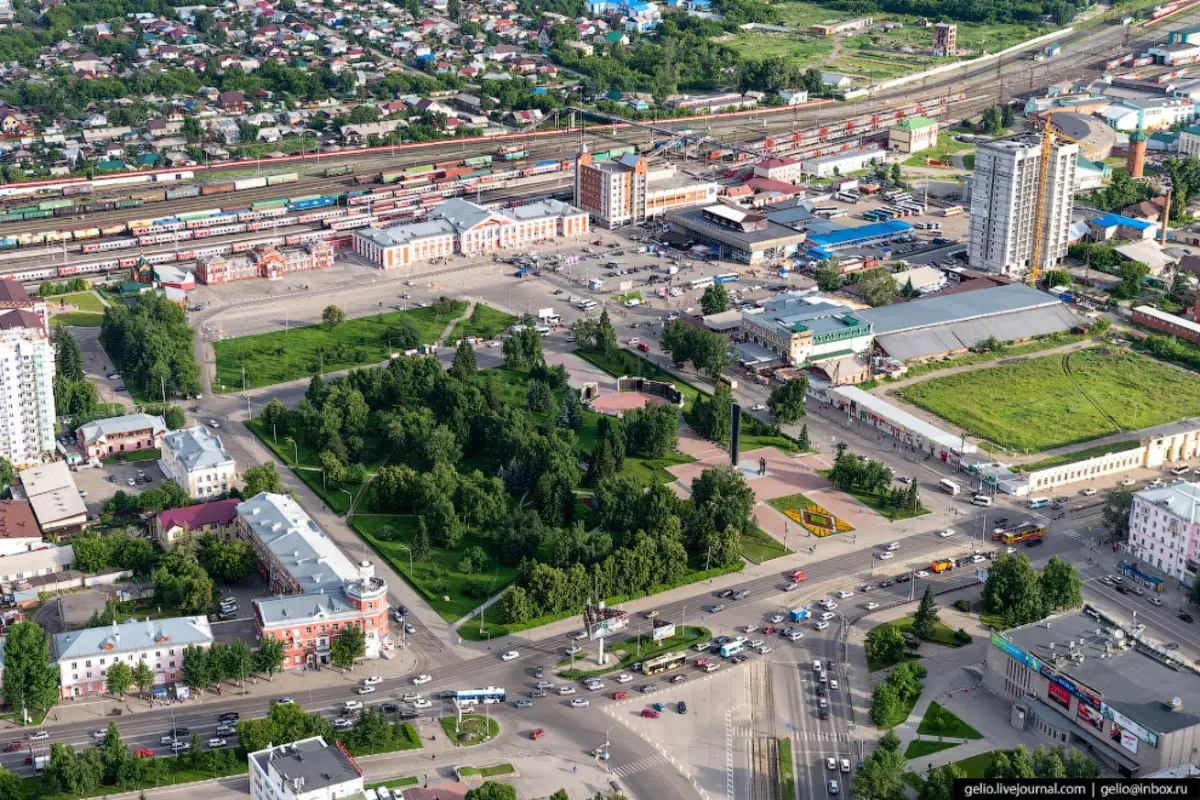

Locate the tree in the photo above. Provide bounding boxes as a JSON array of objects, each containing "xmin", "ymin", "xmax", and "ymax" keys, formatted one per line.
[
  {"xmin": 1040, "ymin": 556, "xmax": 1083, "ymax": 611},
  {"xmin": 243, "ymin": 462, "xmax": 285, "ymax": 496},
  {"xmin": 920, "ymin": 763, "xmax": 966, "ymax": 800},
  {"xmin": 855, "ymin": 269, "xmax": 898, "ymax": 307},
  {"xmin": 322, "ymin": 305, "xmax": 346, "ymax": 330},
  {"xmin": 330, "ymin": 623, "xmax": 366, "ymax": 669},
  {"xmin": 1103, "ymin": 486, "xmax": 1134, "ymax": 542},
  {"xmin": 1063, "ymin": 749, "xmax": 1099, "ymax": 778},
  {"xmin": 163, "ymin": 405, "xmax": 187, "ymax": 430},
  {"xmin": 465, "ymin": 782, "xmax": 518, "ymax": 800},
  {"xmin": 255, "ymin": 636, "xmax": 285, "ymax": 679},
  {"xmin": 913, "ymin": 585, "xmax": 939, "ymax": 640},
  {"xmin": 412, "ymin": 517, "xmax": 431, "ymax": 563},
  {"xmin": 700, "ymin": 283, "xmax": 729, "ymax": 315},
  {"xmin": 864, "ymin": 623, "xmax": 905, "ymax": 669},
  {"xmin": 0, "ymin": 456, "xmax": 14, "ymax": 495},
  {"xmin": 2, "ymin": 621, "xmax": 60, "ymax": 716},
  {"xmin": 815, "ymin": 259, "xmax": 842, "ymax": 291},
  {"xmin": 229, "ymin": 639, "xmax": 253, "ymax": 684},
  {"xmin": 0, "ymin": 767, "xmax": 20, "ymax": 800},
  {"xmin": 797, "ymin": 424, "xmax": 811, "ymax": 451},
  {"xmin": 982, "ymin": 105, "xmax": 1004, "ymax": 135},
  {"xmin": 690, "ymin": 465, "xmax": 756, "ymax": 537},
  {"xmin": 852, "ymin": 738, "xmax": 907, "ymax": 800},
  {"xmin": 450, "ymin": 339, "xmax": 477, "ymax": 379},
  {"xmin": 983, "ymin": 553, "xmax": 1046, "ymax": 629},
  {"xmin": 870, "ymin": 682, "xmax": 900, "ymax": 727},
  {"xmin": 181, "ymin": 646, "xmax": 210, "ymax": 690},
  {"xmin": 105, "ymin": 660, "xmax": 131, "ymax": 699},
  {"xmin": 1190, "ymin": 572, "xmax": 1200, "ymax": 607},
  {"xmin": 1042, "ymin": 269, "xmax": 1072, "ymax": 289},
  {"xmin": 132, "ymin": 660, "xmax": 154, "ymax": 698},
  {"xmin": 199, "ymin": 536, "xmax": 256, "ymax": 584},
  {"xmin": 767, "ymin": 376, "xmax": 807, "ymax": 423}
]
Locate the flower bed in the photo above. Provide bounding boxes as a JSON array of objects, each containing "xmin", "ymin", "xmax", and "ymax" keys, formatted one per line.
[{"xmin": 782, "ymin": 503, "xmax": 854, "ymax": 537}]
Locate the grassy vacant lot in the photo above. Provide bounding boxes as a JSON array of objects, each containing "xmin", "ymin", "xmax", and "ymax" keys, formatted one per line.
[
  {"xmin": 917, "ymin": 701, "xmax": 983, "ymax": 739},
  {"xmin": 903, "ymin": 132, "xmax": 974, "ymax": 167},
  {"xmin": 458, "ymin": 764, "xmax": 516, "ymax": 778},
  {"xmin": 349, "ymin": 514, "xmax": 518, "ymax": 623},
  {"xmin": 897, "ymin": 349, "xmax": 1200, "ymax": 452},
  {"xmin": 50, "ymin": 311, "xmax": 103, "ymax": 327},
  {"xmin": 816, "ymin": 470, "xmax": 929, "ymax": 522},
  {"xmin": 449, "ymin": 304, "xmax": 516, "ymax": 342},
  {"xmin": 101, "ymin": 448, "xmax": 160, "ymax": 465},
  {"xmin": 441, "ymin": 714, "xmax": 499, "ymax": 746},
  {"xmin": 779, "ymin": 738, "xmax": 796, "ymax": 799},
  {"xmin": 953, "ymin": 752, "xmax": 997, "ymax": 778},
  {"xmin": 883, "ymin": 614, "xmax": 968, "ymax": 649},
  {"xmin": 213, "ymin": 301, "xmax": 466, "ymax": 390},
  {"xmin": 50, "ymin": 291, "xmax": 106, "ymax": 313},
  {"xmin": 367, "ymin": 777, "xmax": 419, "ymax": 791},
  {"xmin": 558, "ymin": 626, "xmax": 710, "ymax": 679},
  {"xmin": 904, "ymin": 740, "xmax": 960, "ymax": 759}
]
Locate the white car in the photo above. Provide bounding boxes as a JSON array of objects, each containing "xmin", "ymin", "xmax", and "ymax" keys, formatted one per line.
[
  {"xmin": 569, "ymin": 698, "xmax": 590, "ymax": 708},
  {"xmin": 565, "ymin": 645, "xmax": 583, "ymax": 655},
  {"xmin": 412, "ymin": 674, "xmax": 432, "ymax": 685},
  {"xmin": 817, "ymin": 598, "xmax": 834, "ymax": 609},
  {"xmin": 938, "ymin": 529, "xmax": 955, "ymax": 538},
  {"xmin": 333, "ymin": 718, "xmax": 353, "ymax": 730},
  {"xmin": 819, "ymin": 611, "xmax": 835, "ymax": 622},
  {"xmin": 412, "ymin": 699, "xmax": 432, "ymax": 709},
  {"xmin": 501, "ymin": 650, "xmax": 520, "ymax": 662},
  {"xmin": 627, "ymin": 338, "xmax": 640, "ymax": 345},
  {"xmin": 782, "ymin": 581, "xmax": 800, "ymax": 592},
  {"xmin": 559, "ymin": 686, "xmax": 577, "ymax": 696},
  {"xmin": 91, "ymin": 730, "xmax": 106, "ymax": 740},
  {"xmin": 208, "ymin": 738, "xmax": 228, "ymax": 749},
  {"xmin": 585, "ymin": 681, "xmax": 606, "ymax": 691},
  {"xmin": 362, "ymin": 675, "xmax": 382, "ymax": 686},
  {"xmin": 743, "ymin": 625, "xmax": 759, "ymax": 634},
  {"xmin": 830, "ymin": 679, "xmax": 839, "ymax": 691},
  {"xmin": 208, "ymin": 420, "xmax": 220, "ymax": 429},
  {"xmin": 1120, "ymin": 478, "xmax": 1137, "ymax": 487},
  {"xmin": 615, "ymin": 673, "xmax": 633, "ymax": 684},
  {"xmin": 344, "ymin": 700, "xmax": 363, "ymax": 711},
  {"xmin": 915, "ymin": 570, "xmax": 930, "ymax": 578},
  {"xmin": 826, "ymin": 757, "xmax": 837, "ymax": 770},
  {"xmin": 814, "ymin": 621, "xmax": 829, "ymax": 631},
  {"xmin": 823, "ymin": 601, "xmax": 838, "ymax": 611},
  {"xmin": 836, "ymin": 590, "xmax": 854, "ymax": 599},
  {"xmin": 877, "ymin": 551, "xmax": 894, "ymax": 560},
  {"xmin": 572, "ymin": 631, "xmax": 588, "ymax": 640},
  {"xmin": 770, "ymin": 614, "xmax": 786, "ymax": 624},
  {"xmin": 1005, "ymin": 546, "xmax": 1017, "ymax": 554},
  {"xmin": 1081, "ymin": 488, "xmax": 1098, "ymax": 496},
  {"xmin": 751, "ymin": 404, "xmax": 765, "ymax": 411},
  {"xmin": 865, "ymin": 602, "xmax": 879, "ymax": 610},
  {"xmin": 357, "ymin": 685, "xmax": 377, "ymax": 695}
]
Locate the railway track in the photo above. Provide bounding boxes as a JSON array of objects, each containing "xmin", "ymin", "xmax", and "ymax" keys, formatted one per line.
[{"xmin": 749, "ymin": 660, "xmax": 782, "ymax": 800}]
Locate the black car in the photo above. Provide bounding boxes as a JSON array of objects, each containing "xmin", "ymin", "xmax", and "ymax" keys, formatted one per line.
[
  {"xmin": 1025, "ymin": 538, "xmax": 1044, "ymax": 547},
  {"xmin": 718, "ymin": 589, "xmax": 734, "ymax": 599},
  {"xmin": 1181, "ymin": 613, "xmax": 1195, "ymax": 624},
  {"xmin": 217, "ymin": 712, "xmax": 239, "ymax": 723},
  {"xmin": 878, "ymin": 580, "xmax": 894, "ymax": 589},
  {"xmin": 172, "ymin": 727, "xmax": 190, "ymax": 737},
  {"xmin": 994, "ymin": 517, "xmax": 1008, "ymax": 527},
  {"xmin": 398, "ymin": 710, "xmax": 419, "ymax": 720},
  {"xmin": 819, "ymin": 708, "xmax": 830, "ymax": 720},
  {"xmin": 380, "ymin": 703, "xmax": 399, "ymax": 713},
  {"xmin": 678, "ymin": 701, "xmax": 687, "ymax": 714},
  {"xmin": 895, "ymin": 573, "xmax": 911, "ymax": 584},
  {"xmin": 816, "ymin": 685, "xmax": 825, "ymax": 697},
  {"xmin": 826, "ymin": 659, "xmax": 834, "ymax": 671}
]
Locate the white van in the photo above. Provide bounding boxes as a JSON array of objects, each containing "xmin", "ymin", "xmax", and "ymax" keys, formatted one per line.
[
  {"xmin": 885, "ymin": 541, "xmax": 900, "ymax": 551},
  {"xmin": 971, "ymin": 494, "xmax": 993, "ymax": 507}
]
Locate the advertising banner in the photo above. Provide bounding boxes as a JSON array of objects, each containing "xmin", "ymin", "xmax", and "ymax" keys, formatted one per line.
[
  {"xmin": 1106, "ymin": 707, "xmax": 1159, "ymax": 747},
  {"xmin": 991, "ymin": 633, "xmax": 1042, "ymax": 672},
  {"xmin": 652, "ymin": 623, "xmax": 676, "ymax": 641},
  {"xmin": 1048, "ymin": 681, "xmax": 1072, "ymax": 710},
  {"xmin": 1040, "ymin": 663, "xmax": 1102, "ymax": 711},
  {"xmin": 1078, "ymin": 703, "xmax": 1104, "ymax": 730},
  {"xmin": 1120, "ymin": 730, "xmax": 1139, "ymax": 755}
]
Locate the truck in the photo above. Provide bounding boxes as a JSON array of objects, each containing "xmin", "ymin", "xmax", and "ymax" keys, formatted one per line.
[
  {"xmin": 514, "ymin": 269, "xmax": 532, "ymax": 280},
  {"xmin": 930, "ymin": 559, "xmax": 954, "ymax": 574},
  {"xmin": 31, "ymin": 755, "xmax": 49, "ymax": 772},
  {"xmin": 789, "ymin": 606, "xmax": 811, "ymax": 623}
]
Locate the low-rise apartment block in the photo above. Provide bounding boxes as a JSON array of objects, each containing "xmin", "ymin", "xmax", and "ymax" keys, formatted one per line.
[
  {"xmin": 52, "ymin": 616, "xmax": 213, "ymax": 698},
  {"xmin": 153, "ymin": 499, "xmax": 241, "ymax": 549},
  {"xmin": 77, "ymin": 414, "xmax": 166, "ymax": 460},
  {"xmin": 159, "ymin": 426, "xmax": 236, "ymax": 499},
  {"xmin": 249, "ymin": 736, "xmax": 364, "ymax": 800}
]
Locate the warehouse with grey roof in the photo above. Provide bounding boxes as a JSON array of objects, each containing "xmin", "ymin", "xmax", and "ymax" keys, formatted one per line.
[{"xmin": 856, "ymin": 284, "xmax": 1080, "ymax": 362}]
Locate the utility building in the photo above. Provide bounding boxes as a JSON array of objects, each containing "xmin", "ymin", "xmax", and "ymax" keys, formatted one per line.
[{"xmin": 967, "ymin": 135, "xmax": 1078, "ymax": 278}]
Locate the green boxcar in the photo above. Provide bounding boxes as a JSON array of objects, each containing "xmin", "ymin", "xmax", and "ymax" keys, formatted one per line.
[
  {"xmin": 324, "ymin": 166, "xmax": 353, "ymax": 177},
  {"xmin": 252, "ymin": 198, "xmax": 288, "ymax": 209},
  {"xmin": 288, "ymin": 194, "xmax": 321, "ymax": 203},
  {"xmin": 266, "ymin": 172, "xmax": 299, "ymax": 186},
  {"xmin": 9, "ymin": 206, "xmax": 37, "ymax": 215},
  {"xmin": 114, "ymin": 199, "xmax": 145, "ymax": 209},
  {"xmin": 463, "ymin": 155, "xmax": 493, "ymax": 168},
  {"xmin": 379, "ymin": 172, "xmax": 404, "ymax": 184},
  {"xmin": 22, "ymin": 210, "xmax": 52, "ymax": 219},
  {"xmin": 403, "ymin": 164, "xmax": 435, "ymax": 176},
  {"xmin": 38, "ymin": 199, "xmax": 72, "ymax": 211}
]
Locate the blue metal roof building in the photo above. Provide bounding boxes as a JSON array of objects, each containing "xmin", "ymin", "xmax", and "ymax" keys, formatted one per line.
[
  {"xmin": 805, "ymin": 219, "xmax": 915, "ymax": 252},
  {"xmin": 1089, "ymin": 213, "xmax": 1153, "ymax": 231}
]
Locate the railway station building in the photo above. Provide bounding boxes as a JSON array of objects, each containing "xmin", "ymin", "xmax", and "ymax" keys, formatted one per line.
[
  {"xmin": 194, "ymin": 241, "xmax": 333, "ymax": 285},
  {"xmin": 353, "ymin": 197, "xmax": 589, "ymax": 270}
]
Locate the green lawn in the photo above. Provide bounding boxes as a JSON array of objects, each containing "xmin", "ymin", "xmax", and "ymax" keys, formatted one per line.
[
  {"xmin": 740, "ymin": 527, "xmax": 791, "ymax": 562},
  {"xmin": 1017, "ymin": 439, "xmax": 1142, "ymax": 473},
  {"xmin": 101, "ymin": 448, "xmax": 161, "ymax": 465},
  {"xmin": 903, "ymin": 132, "xmax": 975, "ymax": 168},
  {"xmin": 876, "ymin": 684, "xmax": 923, "ymax": 728},
  {"xmin": 883, "ymin": 615, "xmax": 968, "ymax": 649},
  {"xmin": 779, "ymin": 738, "xmax": 796, "ymax": 800},
  {"xmin": 349, "ymin": 514, "xmax": 518, "ymax": 623},
  {"xmin": 953, "ymin": 752, "xmax": 998, "ymax": 779},
  {"xmin": 888, "ymin": 332, "xmax": 1091, "ymax": 383},
  {"xmin": 367, "ymin": 777, "xmax": 419, "ymax": 791},
  {"xmin": 449, "ymin": 304, "xmax": 517, "ymax": 342},
  {"xmin": 897, "ymin": 349, "xmax": 1200, "ymax": 453},
  {"xmin": 212, "ymin": 301, "xmax": 466, "ymax": 391},
  {"xmin": 916, "ymin": 701, "xmax": 983, "ymax": 740},
  {"xmin": 50, "ymin": 312, "xmax": 104, "ymax": 327},
  {"xmin": 557, "ymin": 625, "xmax": 710, "ymax": 679},
  {"xmin": 817, "ymin": 471, "xmax": 930, "ymax": 521},
  {"xmin": 441, "ymin": 714, "xmax": 499, "ymax": 746},
  {"xmin": 458, "ymin": 764, "xmax": 517, "ymax": 778},
  {"xmin": 246, "ymin": 419, "xmax": 366, "ymax": 513},
  {"xmin": 50, "ymin": 291, "xmax": 106, "ymax": 313},
  {"xmin": 766, "ymin": 492, "xmax": 818, "ymax": 516},
  {"xmin": 904, "ymin": 740, "xmax": 961, "ymax": 759},
  {"xmin": 902, "ymin": 772, "xmax": 927, "ymax": 791},
  {"xmin": 867, "ymin": 649, "xmax": 920, "ymax": 673}
]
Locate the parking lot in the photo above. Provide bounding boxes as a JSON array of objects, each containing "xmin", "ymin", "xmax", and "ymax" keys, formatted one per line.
[{"xmin": 73, "ymin": 459, "xmax": 166, "ymax": 514}]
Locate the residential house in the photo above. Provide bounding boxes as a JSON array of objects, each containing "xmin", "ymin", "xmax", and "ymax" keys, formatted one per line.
[
  {"xmin": 77, "ymin": 414, "xmax": 166, "ymax": 459},
  {"xmin": 159, "ymin": 426, "xmax": 237, "ymax": 500},
  {"xmin": 153, "ymin": 499, "xmax": 241, "ymax": 549}
]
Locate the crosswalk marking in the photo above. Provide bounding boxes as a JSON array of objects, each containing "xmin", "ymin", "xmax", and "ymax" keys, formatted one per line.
[
  {"xmin": 613, "ymin": 754, "xmax": 669, "ymax": 778},
  {"xmin": 728, "ymin": 727, "xmax": 852, "ymax": 743}
]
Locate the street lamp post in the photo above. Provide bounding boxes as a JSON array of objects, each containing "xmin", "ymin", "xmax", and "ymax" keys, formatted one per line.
[
  {"xmin": 339, "ymin": 488, "xmax": 353, "ymax": 516},
  {"xmin": 284, "ymin": 436, "xmax": 298, "ymax": 465}
]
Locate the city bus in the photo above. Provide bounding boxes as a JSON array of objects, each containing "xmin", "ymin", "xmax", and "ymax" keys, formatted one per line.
[
  {"xmin": 641, "ymin": 652, "xmax": 688, "ymax": 675},
  {"xmin": 993, "ymin": 524, "xmax": 1046, "ymax": 545},
  {"xmin": 719, "ymin": 641, "xmax": 744, "ymax": 658},
  {"xmin": 689, "ymin": 276, "xmax": 715, "ymax": 290},
  {"xmin": 939, "ymin": 479, "xmax": 960, "ymax": 496},
  {"xmin": 1028, "ymin": 497, "xmax": 1050, "ymax": 509},
  {"xmin": 455, "ymin": 687, "xmax": 506, "ymax": 707}
]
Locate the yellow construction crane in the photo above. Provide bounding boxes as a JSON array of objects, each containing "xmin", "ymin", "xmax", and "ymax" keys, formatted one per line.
[{"xmin": 1030, "ymin": 111, "xmax": 1087, "ymax": 284}]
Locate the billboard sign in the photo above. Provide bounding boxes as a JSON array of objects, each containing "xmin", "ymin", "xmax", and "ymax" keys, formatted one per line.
[
  {"xmin": 1047, "ymin": 681, "xmax": 1071, "ymax": 710},
  {"xmin": 1039, "ymin": 663, "xmax": 1102, "ymax": 711},
  {"xmin": 1077, "ymin": 703, "xmax": 1104, "ymax": 730},
  {"xmin": 1105, "ymin": 707, "xmax": 1159, "ymax": 747},
  {"xmin": 991, "ymin": 633, "xmax": 1042, "ymax": 673},
  {"xmin": 652, "ymin": 623, "xmax": 676, "ymax": 641},
  {"xmin": 537, "ymin": 307, "xmax": 554, "ymax": 319}
]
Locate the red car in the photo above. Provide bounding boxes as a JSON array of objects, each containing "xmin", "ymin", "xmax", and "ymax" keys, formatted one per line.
[
  {"xmin": 764, "ymin": 626, "xmax": 778, "ymax": 635},
  {"xmin": 613, "ymin": 691, "xmax": 629, "ymax": 700},
  {"xmin": 788, "ymin": 569, "xmax": 807, "ymax": 582},
  {"xmin": 5, "ymin": 742, "xmax": 20, "ymax": 752},
  {"xmin": 134, "ymin": 749, "xmax": 154, "ymax": 758},
  {"xmin": 640, "ymin": 709, "xmax": 660, "ymax": 719},
  {"xmin": 695, "ymin": 657, "xmax": 712, "ymax": 667}
]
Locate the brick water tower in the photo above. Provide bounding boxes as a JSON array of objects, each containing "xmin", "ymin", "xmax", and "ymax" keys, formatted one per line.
[{"xmin": 1128, "ymin": 129, "xmax": 1148, "ymax": 178}]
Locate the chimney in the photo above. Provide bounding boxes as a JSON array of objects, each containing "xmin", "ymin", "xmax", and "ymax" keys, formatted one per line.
[
  {"xmin": 1128, "ymin": 129, "xmax": 1147, "ymax": 178},
  {"xmin": 1162, "ymin": 186, "xmax": 1172, "ymax": 247}
]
